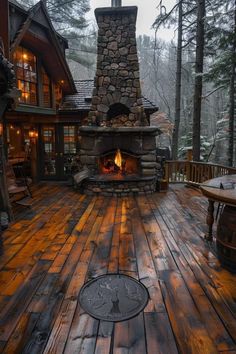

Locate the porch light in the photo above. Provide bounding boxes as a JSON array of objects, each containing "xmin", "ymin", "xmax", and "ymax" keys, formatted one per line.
[{"xmin": 29, "ymin": 129, "xmax": 38, "ymax": 139}]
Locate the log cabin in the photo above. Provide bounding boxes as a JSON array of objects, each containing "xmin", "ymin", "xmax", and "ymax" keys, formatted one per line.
[{"xmin": 0, "ymin": 0, "xmax": 78, "ymax": 182}]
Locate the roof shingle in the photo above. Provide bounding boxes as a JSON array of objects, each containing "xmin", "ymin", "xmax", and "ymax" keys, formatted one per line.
[{"xmin": 60, "ymin": 80, "xmax": 158, "ymax": 112}]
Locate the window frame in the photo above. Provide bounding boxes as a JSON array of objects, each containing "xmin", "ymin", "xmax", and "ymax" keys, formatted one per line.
[
  {"xmin": 14, "ymin": 46, "xmax": 59, "ymax": 109},
  {"xmin": 14, "ymin": 46, "xmax": 38, "ymax": 106},
  {"xmin": 41, "ymin": 66, "xmax": 52, "ymax": 108}
]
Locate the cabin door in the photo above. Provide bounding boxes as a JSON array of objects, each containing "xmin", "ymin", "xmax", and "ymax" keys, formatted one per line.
[{"xmin": 39, "ymin": 124, "xmax": 78, "ymax": 180}]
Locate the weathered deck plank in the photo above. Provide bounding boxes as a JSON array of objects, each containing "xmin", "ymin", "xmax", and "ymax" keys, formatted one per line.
[{"xmin": 0, "ymin": 183, "xmax": 235, "ymax": 353}]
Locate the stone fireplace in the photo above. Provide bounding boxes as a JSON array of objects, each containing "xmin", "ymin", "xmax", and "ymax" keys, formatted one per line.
[{"xmin": 79, "ymin": 1, "xmax": 160, "ymax": 196}]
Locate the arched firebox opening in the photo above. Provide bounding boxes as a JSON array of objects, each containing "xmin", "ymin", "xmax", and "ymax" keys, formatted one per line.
[
  {"xmin": 107, "ymin": 103, "xmax": 130, "ymax": 120},
  {"xmin": 99, "ymin": 149, "xmax": 140, "ymax": 176}
]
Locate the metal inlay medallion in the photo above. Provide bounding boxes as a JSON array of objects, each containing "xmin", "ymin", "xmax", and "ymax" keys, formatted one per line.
[{"xmin": 79, "ymin": 274, "xmax": 149, "ymax": 322}]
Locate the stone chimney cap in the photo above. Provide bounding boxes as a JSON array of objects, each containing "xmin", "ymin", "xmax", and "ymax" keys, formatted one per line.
[
  {"xmin": 112, "ymin": 0, "xmax": 122, "ymax": 6},
  {"xmin": 95, "ymin": 6, "xmax": 137, "ymax": 22}
]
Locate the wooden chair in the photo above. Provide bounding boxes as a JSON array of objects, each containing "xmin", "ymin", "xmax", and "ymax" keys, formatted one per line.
[
  {"xmin": 6, "ymin": 162, "xmax": 32, "ymax": 206},
  {"xmin": 11, "ymin": 163, "xmax": 32, "ymax": 197}
]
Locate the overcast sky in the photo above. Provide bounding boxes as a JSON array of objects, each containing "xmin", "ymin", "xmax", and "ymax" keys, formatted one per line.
[{"xmin": 88, "ymin": 0, "xmax": 176, "ymax": 41}]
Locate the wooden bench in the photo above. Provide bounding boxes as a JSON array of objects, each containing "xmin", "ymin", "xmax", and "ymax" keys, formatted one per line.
[{"xmin": 73, "ymin": 167, "xmax": 90, "ymax": 191}]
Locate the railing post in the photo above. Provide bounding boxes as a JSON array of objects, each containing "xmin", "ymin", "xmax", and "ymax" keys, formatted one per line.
[
  {"xmin": 186, "ymin": 161, "xmax": 191, "ymax": 182},
  {"xmin": 164, "ymin": 161, "xmax": 169, "ymax": 183}
]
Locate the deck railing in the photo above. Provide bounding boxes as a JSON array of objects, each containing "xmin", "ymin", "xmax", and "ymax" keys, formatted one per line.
[{"xmin": 164, "ymin": 160, "xmax": 236, "ymax": 185}]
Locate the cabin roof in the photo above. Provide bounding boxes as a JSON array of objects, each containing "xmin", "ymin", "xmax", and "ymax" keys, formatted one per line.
[
  {"xmin": 60, "ymin": 79, "xmax": 158, "ymax": 112},
  {"xmin": 8, "ymin": 0, "xmax": 76, "ymax": 94}
]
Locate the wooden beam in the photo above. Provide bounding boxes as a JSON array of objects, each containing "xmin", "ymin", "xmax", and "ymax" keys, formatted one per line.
[
  {"xmin": 0, "ymin": 0, "xmax": 9, "ymax": 59},
  {"xmin": 0, "ymin": 98, "xmax": 13, "ymax": 221}
]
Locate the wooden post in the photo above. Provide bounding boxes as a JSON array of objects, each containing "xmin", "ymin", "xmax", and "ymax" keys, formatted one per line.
[
  {"xmin": 0, "ymin": 41, "xmax": 20, "ymax": 222},
  {"xmin": 29, "ymin": 133, "xmax": 38, "ymax": 182},
  {"xmin": 187, "ymin": 148, "xmax": 193, "ymax": 161},
  {"xmin": 186, "ymin": 161, "xmax": 191, "ymax": 182},
  {"xmin": 164, "ymin": 161, "xmax": 169, "ymax": 183},
  {"xmin": 0, "ymin": 1, "xmax": 10, "ymax": 59},
  {"xmin": 205, "ymin": 199, "xmax": 214, "ymax": 241},
  {"xmin": 0, "ymin": 101, "xmax": 13, "ymax": 221}
]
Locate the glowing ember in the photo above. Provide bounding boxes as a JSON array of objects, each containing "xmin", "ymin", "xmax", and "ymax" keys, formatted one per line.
[{"xmin": 114, "ymin": 149, "xmax": 122, "ymax": 169}]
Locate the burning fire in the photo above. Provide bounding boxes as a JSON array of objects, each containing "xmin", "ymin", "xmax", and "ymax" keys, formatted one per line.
[{"xmin": 114, "ymin": 149, "xmax": 122, "ymax": 169}]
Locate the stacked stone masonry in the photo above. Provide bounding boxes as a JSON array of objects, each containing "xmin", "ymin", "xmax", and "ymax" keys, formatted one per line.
[
  {"xmin": 83, "ymin": 179, "xmax": 157, "ymax": 196},
  {"xmin": 79, "ymin": 127, "xmax": 160, "ymax": 195},
  {"xmin": 88, "ymin": 7, "xmax": 148, "ymax": 127}
]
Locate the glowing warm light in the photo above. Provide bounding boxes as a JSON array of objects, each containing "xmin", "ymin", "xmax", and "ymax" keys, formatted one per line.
[
  {"xmin": 0, "ymin": 123, "xmax": 3, "ymax": 136},
  {"xmin": 23, "ymin": 53, "xmax": 28, "ymax": 60},
  {"xmin": 114, "ymin": 149, "xmax": 122, "ymax": 169},
  {"xmin": 18, "ymin": 81, "xmax": 24, "ymax": 90},
  {"xmin": 29, "ymin": 129, "xmax": 38, "ymax": 139},
  {"xmin": 22, "ymin": 93, "xmax": 29, "ymax": 99},
  {"xmin": 60, "ymin": 80, "xmax": 64, "ymax": 85},
  {"xmin": 16, "ymin": 130, "xmax": 20, "ymax": 135},
  {"xmin": 10, "ymin": 125, "xmax": 14, "ymax": 130},
  {"xmin": 29, "ymin": 130, "xmax": 34, "ymax": 138}
]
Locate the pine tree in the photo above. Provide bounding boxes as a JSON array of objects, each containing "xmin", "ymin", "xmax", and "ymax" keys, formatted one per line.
[
  {"xmin": 204, "ymin": 0, "xmax": 236, "ymax": 166},
  {"xmin": 16, "ymin": 0, "xmax": 92, "ymax": 68},
  {"xmin": 16, "ymin": 0, "xmax": 90, "ymax": 41}
]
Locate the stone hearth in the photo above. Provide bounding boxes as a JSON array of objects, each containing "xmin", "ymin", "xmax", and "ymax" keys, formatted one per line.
[{"xmin": 79, "ymin": 127, "xmax": 159, "ymax": 196}]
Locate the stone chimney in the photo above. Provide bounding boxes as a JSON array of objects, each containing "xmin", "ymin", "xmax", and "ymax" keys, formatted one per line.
[
  {"xmin": 0, "ymin": 0, "xmax": 9, "ymax": 59},
  {"xmin": 112, "ymin": 0, "xmax": 122, "ymax": 6},
  {"xmin": 88, "ymin": 5, "xmax": 148, "ymax": 127}
]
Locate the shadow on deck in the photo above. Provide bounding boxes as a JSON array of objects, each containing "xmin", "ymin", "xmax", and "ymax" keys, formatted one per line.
[{"xmin": 0, "ymin": 183, "xmax": 236, "ymax": 353}]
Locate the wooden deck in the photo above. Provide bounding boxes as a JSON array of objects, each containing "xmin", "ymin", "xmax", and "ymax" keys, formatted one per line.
[{"xmin": 0, "ymin": 183, "xmax": 236, "ymax": 354}]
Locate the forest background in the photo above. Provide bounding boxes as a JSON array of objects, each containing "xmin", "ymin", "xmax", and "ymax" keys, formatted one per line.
[{"xmin": 16, "ymin": 0, "xmax": 236, "ymax": 166}]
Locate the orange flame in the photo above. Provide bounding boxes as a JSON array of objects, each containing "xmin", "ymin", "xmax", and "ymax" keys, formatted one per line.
[{"xmin": 114, "ymin": 149, "xmax": 122, "ymax": 168}]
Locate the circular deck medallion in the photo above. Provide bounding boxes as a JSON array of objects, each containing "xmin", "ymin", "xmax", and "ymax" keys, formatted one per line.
[{"xmin": 79, "ymin": 274, "xmax": 149, "ymax": 322}]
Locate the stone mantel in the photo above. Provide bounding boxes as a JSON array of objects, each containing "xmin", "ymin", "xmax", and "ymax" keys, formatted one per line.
[{"xmin": 79, "ymin": 126, "xmax": 161, "ymax": 135}]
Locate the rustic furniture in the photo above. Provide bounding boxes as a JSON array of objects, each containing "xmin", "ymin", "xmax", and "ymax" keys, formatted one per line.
[{"xmin": 201, "ymin": 175, "xmax": 236, "ymax": 271}]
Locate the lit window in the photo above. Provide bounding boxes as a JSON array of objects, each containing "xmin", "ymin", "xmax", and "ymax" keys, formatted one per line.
[
  {"xmin": 42, "ymin": 67, "xmax": 52, "ymax": 108},
  {"xmin": 14, "ymin": 47, "xmax": 38, "ymax": 105},
  {"xmin": 64, "ymin": 126, "xmax": 76, "ymax": 154},
  {"xmin": 55, "ymin": 84, "xmax": 62, "ymax": 107}
]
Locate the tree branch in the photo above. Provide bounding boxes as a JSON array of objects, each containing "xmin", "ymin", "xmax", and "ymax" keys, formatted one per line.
[{"xmin": 202, "ymin": 85, "xmax": 225, "ymax": 99}]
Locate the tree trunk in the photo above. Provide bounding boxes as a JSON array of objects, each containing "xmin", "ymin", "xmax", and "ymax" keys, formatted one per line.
[
  {"xmin": 171, "ymin": 0, "xmax": 183, "ymax": 160},
  {"xmin": 228, "ymin": 0, "xmax": 236, "ymax": 167},
  {"xmin": 192, "ymin": 0, "xmax": 205, "ymax": 161}
]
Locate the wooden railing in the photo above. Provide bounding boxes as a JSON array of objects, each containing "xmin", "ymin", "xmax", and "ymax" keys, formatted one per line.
[{"xmin": 164, "ymin": 160, "xmax": 236, "ymax": 185}]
